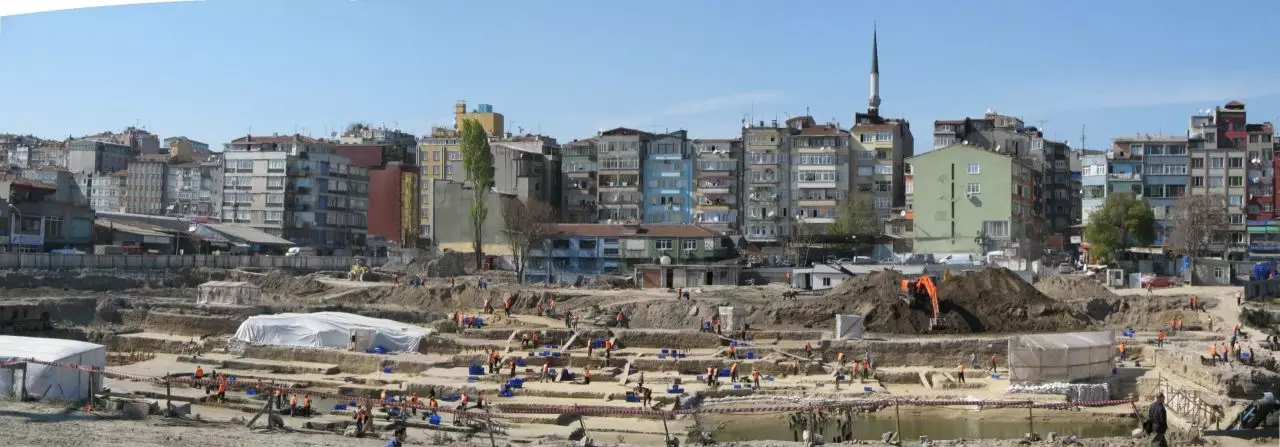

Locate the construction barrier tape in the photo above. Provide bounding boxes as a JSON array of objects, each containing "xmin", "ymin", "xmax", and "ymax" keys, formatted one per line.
[{"xmin": 0, "ymin": 358, "xmax": 1136, "ymax": 418}]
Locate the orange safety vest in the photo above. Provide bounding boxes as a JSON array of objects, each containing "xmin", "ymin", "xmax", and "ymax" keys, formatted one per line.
[
  {"xmin": 430, "ymin": 399, "xmax": 438, "ymax": 410},
  {"xmin": 1158, "ymin": 331, "xmax": 1165, "ymax": 341},
  {"xmin": 289, "ymin": 395, "xmax": 297, "ymax": 406},
  {"xmin": 1210, "ymin": 344, "xmax": 1218, "ymax": 355},
  {"xmin": 1118, "ymin": 343, "xmax": 1125, "ymax": 353},
  {"xmin": 195, "ymin": 367, "xmax": 203, "ymax": 378},
  {"xmin": 217, "ymin": 383, "xmax": 226, "ymax": 393},
  {"xmin": 958, "ymin": 364, "xmax": 965, "ymax": 373},
  {"xmin": 303, "ymin": 396, "xmax": 311, "ymax": 407},
  {"xmin": 461, "ymin": 394, "xmax": 470, "ymax": 404},
  {"xmin": 730, "ymin": 363, "xmax": 738, "ymax": 373}
]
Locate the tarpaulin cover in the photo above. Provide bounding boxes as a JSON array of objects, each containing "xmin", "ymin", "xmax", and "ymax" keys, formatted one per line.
[
  {"xmin": 835, "ymin": 314, "xmax": 864, "ymax": 340},
  {"xmin": 196, "ymin": 281, "xmax": 262, "ymax": 306},
  {"xmin": 232, "ymin": 312, "xmax": 432, "ymax": 352},
  {"xmin": 0, "ymin": 336, "xmax": 105, "ymax": 400},
  {"xmin": 1007, "ymin": 331, "xmax": 1114, "ymax": 384}
]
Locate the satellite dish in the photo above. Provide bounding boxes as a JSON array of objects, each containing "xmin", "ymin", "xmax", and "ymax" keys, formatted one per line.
[{"xmin": 899, "ymin": 210, "xmax": 907, "ymax": 217}]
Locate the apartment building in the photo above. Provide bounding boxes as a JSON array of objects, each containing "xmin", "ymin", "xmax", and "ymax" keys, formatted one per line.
[
  {"xmin": 87, "ymin": 171, "xmax": 126, "ymax": 212},
  {"xmin": 522, "ymin": 223, "xmax": 730, "ymax": 284},
  {"xmin": 933, "ymin": 111, "xmax": 1073, "ymax": 249},
  {"xmin": 118, "ymin": 127, "xmax": 161, "ymax": 153},
  {"xmin": 848, "ymin": 28, "xmax": 915, "ymax": 220},
  {"xmin": 164, "ymin": 136, "xmax": 210, "ymax": 154},
  {"xmin": 491, "ymin": 135, "xmax": 562, "ymax": 212},
  {"xmin": 223, "ymin": 134, "xmax": 369, "ymax": 253},
  {"xmin": 455, "ymin": 101, "xmax": 505, "ymax": 137},
  {"xmin": 692, "ymin": 138, "xmax": 741, "ymax": 234},
  {"xmin": 643, "ymin": 130, "xmax": 692, "ymax": 224},
  {"xmin": 166, "ymin": 154, "xmax": 224, "ymax": 218},
  {"xmin": 596, "ymin": 128, "xmax": 646, "ymax": 223},
  {"xmin": 0, "ymin": 175, "xmax": 95, "ymax": 252},
  {"xmin": 1183, "ymin": 101, "xmax": 1276, "ymax": 254},
  {"xmin": 1080, "ymin": 152, "xmax": 1109, "ymax": 224},
  {"xmin": 416, "ymin": 127, "xmax": 461, "ymax": 239},
  {"xmin": 741, "ymin": 121, "xmax": 791, "ymax": 242},
  {"xmin": 791, "ymin": 119, "xmax": 849, "ymax": 227},
  {"xmin": 123, "ymin": 154, "xmax": 170, "ymax": 215},
  {"xmin": 67, "ymin": 138, "xmax": 133, "ymax": 174},
  {"xmin": 560, "ymin": 138, "xmax": 598, "ymax": 223},
  {"xmin": 1108, "ymin": 136, "xmax": 1189, "ymax": 245},
  {"xmin": 908, "ymin": 143, "xmax": 1042, "ymax": 255}
]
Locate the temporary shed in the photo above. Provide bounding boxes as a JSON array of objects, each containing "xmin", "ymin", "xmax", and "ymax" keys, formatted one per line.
[
  {"xmin": 0, "ymin": 336, "xmax": 106, "ymax": 400},
  {"xmin": 196, "ymin": 281, "xmax": 262, "ymax": 306},
  {"xmin": 232, "ymin": 311, "xmax": 431, "ymax": 353},
  {"xmin": 1007, "ymin": 331, "xmax": 1115, "ymax": 384}
]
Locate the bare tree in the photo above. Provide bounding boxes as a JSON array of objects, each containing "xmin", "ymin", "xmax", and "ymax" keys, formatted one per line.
[
  {"xmin": 787, "ymin": 219, "xmax": 818, "ymax": 267},
  {"xmin": 501, "ymin": 197, "xmax": 558, "ymax": 283},
  {"xmin": 1166, "ymin": 194, "xmax": 1230, "ymax": 257}
]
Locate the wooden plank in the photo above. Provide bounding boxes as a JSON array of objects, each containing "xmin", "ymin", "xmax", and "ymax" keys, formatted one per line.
[
  {"xmin": 618, "ymin": 360, "xmax": 633, "ymax": 386},
  {"xmin": 561, "ymin": 331, "xmax": 580, "ymax": 351},
  {"xmin": 506, "ymin": 330, "xmax": 521, "ymax": 344}
]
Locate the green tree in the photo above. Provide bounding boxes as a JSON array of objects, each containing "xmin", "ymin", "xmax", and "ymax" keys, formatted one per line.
[
  {"xmin": 1083, "ymin": 193, "xmax": 1156, "ymax": 263},
  {"xmin": 827, "ymin": 197, "xmax": 882, "ymax": 238},
  {"xmin": 460, "ymin": 119, "xmax": 496, "ymax": 269}
]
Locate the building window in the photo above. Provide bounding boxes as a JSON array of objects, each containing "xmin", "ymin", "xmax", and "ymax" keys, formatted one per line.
[
  {"xmin": 967, "ymin": 163, "xmax": 980, "ymax": 175},
  {"xmin": 875, "ymin": 131, "xmax": 892, "ymax": 141},
  {"xmin": 44, "ymin": 217, "xmax": 63, "ymax": 238},
  {"xmin": 1229, "ymin": 195, "xmax": 1243, "ymax": 206},
  {"xmin": 267, "ymin": 159, "xmax": 286, "ymax": 171},
  {"xmin": 1210, "ymin": 158, "xmax": 1224, "ymax": 169},
  {"xmin": 682, "ymin": 239, "xmax": 697, "ymax": 250},
  {"xmin": 822, "ymin": 277, "xmax": 832, "ymax": 287},
  {"xmin": 966, "ymin": 182, "xmax": 981, "ymax": 194},
  {"xmin": 1214, "ymin": 267, "xmax": 1225, "ymax": 279},
  {"xmin": 983, "ymin": 220, "xmax": 1010, "ymax": 238},
  {"xmin": 859, "ymin": 134, "xmax": 872, "ymax": 143},
  {"xmin": 655, "ymin": 239, "xmax": 672, "ymax": 250}
]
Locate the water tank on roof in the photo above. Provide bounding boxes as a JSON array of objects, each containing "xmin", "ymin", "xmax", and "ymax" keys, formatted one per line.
[{"xmin": 477, "ymin": 104, "xmax": 494, "ymax": 113}]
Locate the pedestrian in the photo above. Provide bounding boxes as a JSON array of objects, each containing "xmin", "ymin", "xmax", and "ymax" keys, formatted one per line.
[
  {"xmin": 730, "ymin": 362, "xmax": 739, "ymax": 383},
  {"xmin": 1157, "ymin": 330, "xmax": 1165, "ymax": 348},
  {"xmin": 616, "ymin": 310, "xmax": 627, "ymax": 328},
  {"xmin": 990, "ymin": 354, "xmax": 998, "ymax": 373},
  {"xmin": 1145, "ymin": 393, "xmax": 1168, "ymax": 447},
  {"xmin": 969, "ymin": 352, "xmax": 978, "ymax": 369},
  {"xmin": 1210, "ymin": 343, "xmax": 1220, "ymax": 363},
  {"xmin": 503, "ymin": 297, "xmax": 512, "ymax": 317},
  {"xmin": 957, "ymin": 363, "xmax": 966, "ymax": 383},
  {"xmin": 752, "ymin": 368, "xmax": 762, "ymax": 389}
]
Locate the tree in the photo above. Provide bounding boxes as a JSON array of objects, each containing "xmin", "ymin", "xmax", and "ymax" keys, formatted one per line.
[
  {"xmin": 502, "ymin": 197, "xmax": 558, "ymax": 284},
  {"xmin": 1166, "ymin": 194, "xmax": 1230, "ymax": 257},
  {"xmin": 460, "ymin": 119, "xmax": 496, "ymax": 269},
  {"xmin": 1083, "ymin": 193, "xmax": 1156, "ymax": 263},
  {"xmin": 787, "ymin": 219, "xmax": 818, "ymax": 267},
  {"xmin": 827, "ymin": 197, "xmax": 883, "ymax": 239}
]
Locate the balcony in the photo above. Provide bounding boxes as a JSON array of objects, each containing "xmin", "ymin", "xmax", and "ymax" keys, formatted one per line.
[
  {"xmin": 1108, "ymin": 173, "xmax": 1143, "ymax": 182},
  {"xmin": 796, "ymin": 179, "xmax": 837, "ymax": 189},
  {"xmin": 748, "ymin": 192, "xmax": 780, "ymax": 202}
]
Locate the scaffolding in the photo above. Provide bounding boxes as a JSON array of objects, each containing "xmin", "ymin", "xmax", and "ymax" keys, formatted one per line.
[
  {"xmin": 196, "ymin": 281, "xmax": 262, "ymax": 306},
  {"xmin": 1007, "ymin": 331, "xmax": 1115, "ymax": 384}
]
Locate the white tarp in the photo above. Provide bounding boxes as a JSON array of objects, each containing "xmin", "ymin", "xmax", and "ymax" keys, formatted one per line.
[
  {"xmin": 1007, "ymin": 331, "xmax": 1115, "ymax": 384},
  {"xmin": 0, "ymin": 336, "xmax": 105, "ymax": 400},
  {"xmin": 835, "ymin": 314, "xmax": 864, "ymax": 340},
  {"xmin": 718, "ymin": 306, "xmax": 746, "ymax": 331},
  {"xmin": 232, "ymin": 312, "xmax": 432, "ymax": 353}
]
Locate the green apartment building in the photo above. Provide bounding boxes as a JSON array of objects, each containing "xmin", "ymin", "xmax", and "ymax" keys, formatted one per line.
[{"xmin": 907, "ymin": 144, "xmax": 1042, "ymax": 255}]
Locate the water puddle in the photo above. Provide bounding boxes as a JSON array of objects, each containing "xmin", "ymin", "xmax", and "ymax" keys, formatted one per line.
[{"xmin": 702, "ymin": 408, "xmax": 1135, "ymax": 442}]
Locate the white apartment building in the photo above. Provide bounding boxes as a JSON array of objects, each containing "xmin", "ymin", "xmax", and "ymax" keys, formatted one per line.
[
  {"xmin": 166, "ymin": 155, "xmax": 224, "ymax": 218},
  {"xmin": 223, "ymin": 134, "xmax": 369, "ymax": 254}
]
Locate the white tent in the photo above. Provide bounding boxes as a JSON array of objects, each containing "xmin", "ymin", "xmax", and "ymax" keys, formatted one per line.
[
  {"xmin": 0, "ymin": 336, "xmax": 105, "ymax": 400},
  {"xmin": 232, "ymin": 312, "xmax": 432, "ymax": 353},
  {"xmin": 1007, "ymin": 331, "xmax": 1115, "ymax": 384}
]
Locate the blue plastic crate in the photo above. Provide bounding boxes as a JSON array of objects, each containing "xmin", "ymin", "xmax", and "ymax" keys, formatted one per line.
[
  {"xmin": 246, "ymin": 389, "xmax": 257, "ymax": 396},
  {"xmin": 428, "ymin": 414, "xmax": 442, "ymax": 425},
  {"xmin": 667, "ymin": 387, "xmax": 682, "ymax": 394},
  {"xmin": 552, "ymin": 352, "xmax": 561, "ymax": 357},
  {"xmin": 718, "ymin": 368, "xmax": 730, "ymax": 377},
  {"xmin": 383, "ymin": 367, "xmax": 393, "ymax": 373},
  {"xmin": 863, "ymin": 386, "xmax": 873, "ymax": 392},
  {"xmin": 746, "ymin": 352, "xmax": 755, "ymax": 359},
  {"xmin": 516, "ymin": 358, "xmax": 527, "ymax": 367},
  {"xmin": 657, "ymin": 354, "xmax": 666, "ymax": 359},
  {"xmin": 334, "ymin": 403, "xmax": 347, "ymax": 410},
  {"xmin": 660, "ymin": 348, "xmax": 669, "ymax": 354}
]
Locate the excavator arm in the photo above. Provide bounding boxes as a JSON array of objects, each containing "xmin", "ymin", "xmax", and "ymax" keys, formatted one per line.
[{"xmin": 916, "ymin": 275, "xmax": 940, "ymax": 329}]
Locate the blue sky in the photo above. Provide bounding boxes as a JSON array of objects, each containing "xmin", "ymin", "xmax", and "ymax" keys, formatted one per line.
[{"xmin": 2, "ymin": 0, "xmax": 1280, "ymax": 153}]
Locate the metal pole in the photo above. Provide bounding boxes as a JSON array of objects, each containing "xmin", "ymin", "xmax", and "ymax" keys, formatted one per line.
[
  {"xmin": 1028, "ymin": 404, "xmax": 1034, "ymax": 436},
  {"xmin": 661, "ymin": 412, "xmax": 672, "ymax": 444},
  {"xmin": 165, "ymin": 373, "xmax": 172, "ymax": 410},
  {"xmin": 484, "ymin": 406, "xmax": 497, "ymax": 447},
  {"xmin": 895, "ymin": 402, "xmax": 901, "ymax": 443}
]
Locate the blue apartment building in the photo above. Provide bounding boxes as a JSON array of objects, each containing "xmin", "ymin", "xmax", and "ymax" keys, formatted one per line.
[
  {"xmin": 522, "ymin": 223, "xmax": 729, "ymax": 284},
  {"xmin": 642, "ymin": 130, "xmax": 693, "ymax": 224},
  {"xmin": 1081, "ymin": 153, "xmax": 1108, "ymax": 224},
  {"xmin": 1134, "ymin": 137, "xmax": 1190, "ymax": 244}
]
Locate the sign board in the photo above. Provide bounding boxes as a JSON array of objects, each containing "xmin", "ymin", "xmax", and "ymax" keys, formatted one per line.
[
  {"xmin": 10, "ymin": 234, "xmax": 43, "ymax": 246},
  {"xmin": 1070, "ymin": 236, "xmax": 1082, "ymax": 244}
]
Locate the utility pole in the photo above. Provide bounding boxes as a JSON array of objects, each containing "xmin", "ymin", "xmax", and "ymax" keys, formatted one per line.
[{"xmin": 1081, "ymin": 125, "xmax": 1087, "ymax": 150}]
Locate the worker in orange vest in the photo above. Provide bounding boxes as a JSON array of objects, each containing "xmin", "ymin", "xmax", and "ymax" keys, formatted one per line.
[
  {"xmin": 288, "ymin": 394, "xmax": 298, "ymax": 416},
  {"xmin": 302, "ymin": 394, "xmax": 312, "ymax": 417},
  {"xmin": 752, "ymin": 369, "xmax": 762, "ymax": 389},
  {"xmin": 459, "ymin": 392, "xmax": 470, "ymax": 410},
  {"xmin": 1118, "ymin": 342, "xmax": 1127, "ymax": 360},
  {"xmin": 193, "ymin": 365, "xmax": 204, "ymax": 389},
  {"xmin": 583, "ymin": 367, "xmax": 592, "ymax": 385},
  {"xmin": 216, "ymin": 380, "xmax": 227, "ymax": 402},
  {"xmin": 957, "ymin": 363, "xmax": 966, "ymax": 383},
  {"xmin": 729, "ymin": 362, "xmax": 739, "ymax": 382},
  {"xmin": 1157, "ymin": 330, "xmax": 1165, "ymax": 348},
  {"xmin": 1210, "ymin": 343, "xmax": 1219, "ymax": 363},
  {"xmin": 503, "ymin": 297, "xmax": 512, "ymax": 317}
]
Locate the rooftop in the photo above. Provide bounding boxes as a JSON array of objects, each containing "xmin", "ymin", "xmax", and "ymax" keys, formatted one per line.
[{"xmin": 549, "ymin": 224, "xmax": 719, "ymax": 238}]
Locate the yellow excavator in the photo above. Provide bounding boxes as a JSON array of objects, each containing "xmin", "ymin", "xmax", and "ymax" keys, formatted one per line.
[
  {"xmin": 900, "ymin": 275, "xmax": 941, "ymax": 330},
  {"xmin": 348, "ymin": 257, "xmax": 370, "ymax": 282}
]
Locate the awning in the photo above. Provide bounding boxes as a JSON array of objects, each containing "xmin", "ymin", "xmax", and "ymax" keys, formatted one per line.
[
  {"xmin": 202, "ymin": 224, "xmax": 294, "ymax": 246},
  {"xmin": 94, "ymin": 219, "xmax": 172, "ymax": 239}
]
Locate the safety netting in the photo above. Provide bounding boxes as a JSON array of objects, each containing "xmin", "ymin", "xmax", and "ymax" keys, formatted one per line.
[
  {"xmin": 196, "ymin": 281, "xmax": 262, "ymax": 306},
  {"xmin": 1007, "ymin": 331, "xmax": 1114, "ymax": 384}
]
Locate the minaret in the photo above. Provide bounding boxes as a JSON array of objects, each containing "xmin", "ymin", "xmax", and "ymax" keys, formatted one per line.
[{"xmin": 868, "ymin": 25, "xmax": 881, "ymax": 116}]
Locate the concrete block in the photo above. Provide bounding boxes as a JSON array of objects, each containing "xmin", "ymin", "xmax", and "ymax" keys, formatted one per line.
[
  {"xmin": 166, "ymin": 402, "xmax": 192, "ymax": 416},
  {"xmin": 122, "ymin": 402, "xmax": 150, "ymax": 420}
]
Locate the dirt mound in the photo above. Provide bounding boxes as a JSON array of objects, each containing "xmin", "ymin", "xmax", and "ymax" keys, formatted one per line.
[
  {"xmin": 757, "ymin": 268, "xmax": 1090, "ymax": 334},
  {"xmin": 579, "ymin": 275, "xmax": 635, "ymax": 290},
  {"xmin": 1035, "ymin": 275, "xmax": 1119, "ymax": 302},
  {"xmin": 233, "ymin": 272, "xmax": 330, "ymax": 296}
]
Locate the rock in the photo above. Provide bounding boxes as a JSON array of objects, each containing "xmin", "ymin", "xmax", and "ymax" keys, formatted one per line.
[
  {"xmin": 1047, "ymin": 432, "xmax": 1057, "ymax": 442},
  {"xmin": 343, "ymin": 426, "xmax": 358, "ymax": 437},
  {"xmin": 166, "ymin": 402, "xmax": 192, "ymax": 416},
  {"xmin": 122, "ymin": 401, "xmax": 150, "ymax": 420},
  {"xmin": 687, "ymin": 306, "xmax": 698, "ymax": 317},
  {"xmin": 881, "ymin": 431, "xmax": 895, "ymax": 443}
]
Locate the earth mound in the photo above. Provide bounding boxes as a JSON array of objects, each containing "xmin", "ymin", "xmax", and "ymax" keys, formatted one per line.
[
  {"xmin": 1034, "ymin": 275, "xmax": 1119, "ymax": 302},
  {"xmin": 789, "ymin": 268, "xmax": 1092, "ymax": 334}
]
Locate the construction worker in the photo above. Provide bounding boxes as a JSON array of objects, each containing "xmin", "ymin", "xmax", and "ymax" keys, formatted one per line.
[
  {"xmin": 1190, "ymin": 296, "xmax": 1198, "ymax": 311},
  {"xmin": 583, "ymin": 367, "xmax": 591, "ymax": 385},
  {"xmin": 428, "ymin": 396, "xmax": 439, "ymax": 416},
  {"xmin": 1178, "ymin": 318, "xmax": 1184, "ymax": 331},
  {"xmin": 302, "ymin": 394, "xmax": 312, "ymax": 417},
  {"xmin": 752, "ymin": 369, "xmax": 762, "ymax": 389},
  {"xmin": 520, "ymin": 333, "xmax": 530, "ymax": 349},
  {"xmin": 836, "ymin": 351, "xmax": 846, "ymax": 366},
  {"xmin": 957, "ymin": 363, "xmax": 966, "ymax": 383},
  {"xmin": 274, "ymin": 388, "xmax": 284, "ymax": 409},
  {"xmin": 804, "ymin": 342, "xmax": 813, "ymax": 359},
  {"xmin": 862, "ymin": 359, "xmax": 870, "ymax": 380},
  {"xmin": 541, "ymin": 360, "xmax": 552, "ymax": 382},
  {"xmin": 458, "ymin": 392, "xmax": 470, "ymax": 411},
  {"xmin": 509, "ymin": 358, "xmax": 517, "ymax": 378},
  {"xmin": 1157, "ymin": 330, "xmax": 1165, "ymax": 347},
  {"xmin": 216, "ymin": 379, "xmax": 227, "ymax": 402},
  {"xmin": 1210, "ymin": 342, "xmax": 1220, "ymax": 363},
  {"xmin": 604, "ymin": 338, "xmax": 613, "ymax": 360},
  {"xmin": 616, "ymin": 310, "xmax": 627, "ymax": 328},
  {"xmin": 730, "ymin": 362, "xmax": 739, "ymax": 383},
  {"xmin": 705, "ymin": 366, "xmax": 716, "ymax": 386},
  {"xmin": 532, "ymin": 331, "xmax": 540, "ymax": 347},
  {"xmin": 727, "ymin": 344, "xmax": 737, "ymax": 359},
  {"xmin": 354, "ymin": 406, "xmax": 367, "ymax": 435},
  {"xmin": 193, "ymin": 365, "xmax": 204, "ymax": 389},
  {"xmin": 503, "ymin": 297, "xmax": 512, "ymax": 317},
  {"xmin": 288, "ymin": 393, "xmax": 298, "ymax": 416},
  {"xmin": 1118, "ymin": 342, "xmax": 1127, "ymax": 361},
  {"xmin": 990, "ymin": 354, "xmax": 998, "ymax": 373},
  {"xmin": 1170, "ymin": 318, "xmax": 1177, "ymax": 335},
  {"xmin": 641, "ymin": 386, "xmax": 653, "ymax": 408}
]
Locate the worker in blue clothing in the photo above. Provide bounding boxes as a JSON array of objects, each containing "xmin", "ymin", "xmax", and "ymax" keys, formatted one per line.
[{"xmin": 1144, "ymin": 392, "xmax": 1168, "ymax": 447}]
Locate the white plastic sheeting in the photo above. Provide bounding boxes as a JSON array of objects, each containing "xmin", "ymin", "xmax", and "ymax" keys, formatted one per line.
[
  {"xmin": 1007, "ymin": 331, "xmax": 1115, "ymax": 384},
  {"xmin": 1007, "ymin": 382, "xmax": 1111, "ymax": 402},
  {"xmin": 834, "ymin": 314, "xmax": 864, "ymax": 340},
  {"xmin": 718, "ymin": 306, "xmax": 746, "ymax": 331},
  {"xmin": 0, "ymin": 336, "xmax": 105, "ymax": 400},
  {"xmin": 232, "ymin": 312, "xmax": 432, "ymax": 353}
]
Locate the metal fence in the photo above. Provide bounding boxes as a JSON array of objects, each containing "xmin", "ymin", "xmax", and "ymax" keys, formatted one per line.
[{"xmin": 0, "ymin": 253, "xmax": 384, "ymax": 271}]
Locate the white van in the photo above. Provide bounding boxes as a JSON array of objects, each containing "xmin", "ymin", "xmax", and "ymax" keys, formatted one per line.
[{"xmin": 285, "ymin": 247, "xmax": 317, "ymax": 257}]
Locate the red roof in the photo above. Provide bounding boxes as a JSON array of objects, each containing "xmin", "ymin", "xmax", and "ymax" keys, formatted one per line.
[
  {"xmin": 10, "ymin": 178, "xmax": 56, "ymax": 191},
  {"xmin": 549, "ymin": 224, "xmax": 718, "ymax": 238}
]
